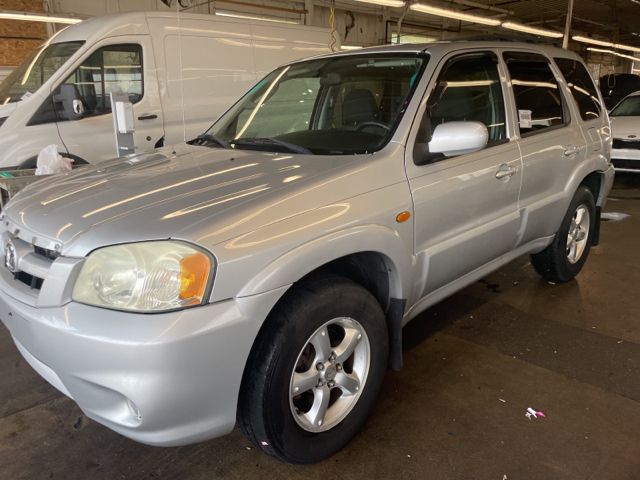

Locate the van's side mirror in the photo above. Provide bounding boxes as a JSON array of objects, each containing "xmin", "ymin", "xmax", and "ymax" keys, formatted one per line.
[
  {"xmin": 428, "ymin": 121, "xmax": 488, "ymax": 157},
  {"xmin": 53, "ymin": 84, "xmax": 85, "ymax": 120}
]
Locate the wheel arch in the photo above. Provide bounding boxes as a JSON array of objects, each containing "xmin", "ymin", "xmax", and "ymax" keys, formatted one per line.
[
  {"xmin": 236, "ymin": 225, "xmax": 413, "ymax": 301},
  {"xmin": 236, "ymin": 225, "xmax": 414, "ymax": 371},
  {"xmin": 579, "ymin": 170, "xmax": 603, "ymax": 206}
]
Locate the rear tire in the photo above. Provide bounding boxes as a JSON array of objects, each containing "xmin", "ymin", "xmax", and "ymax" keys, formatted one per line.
[
  {"xmin": 238, "ymin": 275, "xmax": 388, "ymax": 464},
  {"xmin": 530, "ymin": 186, "xmax": 596, "ymax": 283}
]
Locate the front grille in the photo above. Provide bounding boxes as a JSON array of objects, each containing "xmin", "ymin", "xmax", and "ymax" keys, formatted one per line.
[
  {"xmin": 14, "ymin": 270, "xmax": 44, "ymax": 290},
  {"xmin": 1, "ymin": 233, "xmax": 55, "ymax": 292},
  {"xmin": 611, "ymin": 158, "xmax": 640, "ymax": 171},
  {"xmin": 34, "ymin": 245, "xmax": 59, "ymax": 261},
  {"xmin": 612, "ymin": 138, "xmax": 640, "ymax": 149}
]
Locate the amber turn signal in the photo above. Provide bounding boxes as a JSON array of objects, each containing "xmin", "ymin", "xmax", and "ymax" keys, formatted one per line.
[
  {"xmin": 180, "ymin": 252, "xmax": 211, "ymax": 302},
  {"xmin": 395, "ymin": 211, "xmax": 411, "ymax": 223}
]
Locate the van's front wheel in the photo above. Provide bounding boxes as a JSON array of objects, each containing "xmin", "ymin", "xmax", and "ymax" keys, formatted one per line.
[
  {"xmin": 238, "ymin": 276, "xmax": 388, "ymax": 464},
  {"xmin": 530, "ymin": 186, "xmax": 596, "ymax": 283}
]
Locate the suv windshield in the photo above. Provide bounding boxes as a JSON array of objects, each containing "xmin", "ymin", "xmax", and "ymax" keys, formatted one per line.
[
  {"xmin": 0, "ymin": 41, "xmax": 84, "ymax": 104},
  {"xmin": 204, "ymin": 53, "xmax": 428, "ymax": 155},
  {"xmin": 610, "ymin": 95, "xmax": 640, "ymax": 117}
]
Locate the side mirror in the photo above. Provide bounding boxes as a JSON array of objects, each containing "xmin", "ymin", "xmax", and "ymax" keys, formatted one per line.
[
  {"xmin": 53, "ymin": 84, "xmax": 85, "ymax": 120},
  {"xmin": 428, "ymin": 121, "xmax": 488, "ymax": 157}
]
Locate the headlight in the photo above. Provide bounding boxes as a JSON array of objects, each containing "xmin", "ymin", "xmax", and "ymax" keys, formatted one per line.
[{"xmin": 72, "ymin": 241, "xmax": 213, "ymax": 312}]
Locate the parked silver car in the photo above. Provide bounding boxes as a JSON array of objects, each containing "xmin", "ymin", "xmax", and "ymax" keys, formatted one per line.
[
  {"xmin": 609, "ymin": 90, "xmax": 640, "ymax": 173},
  {"xmin": 0, "ymin": 42, "xmax": 614, "ymax": 463}
]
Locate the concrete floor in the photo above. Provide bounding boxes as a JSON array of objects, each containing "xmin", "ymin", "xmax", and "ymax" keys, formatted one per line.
[{"xmin": 1, "ymin": 175, "xmax": 639, "ymax": 480}]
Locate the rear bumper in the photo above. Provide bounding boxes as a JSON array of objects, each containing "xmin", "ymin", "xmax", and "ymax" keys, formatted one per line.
[{"xmin": 0, "ymin": 285, "xmax": 287, "ymax": 446}]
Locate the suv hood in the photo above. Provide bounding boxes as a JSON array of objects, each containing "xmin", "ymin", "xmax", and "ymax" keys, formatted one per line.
[
  {"xmin": 4, "ymin": 143, "xmax": 363, "ymax": 256},
  {"xmin": 610, "ymin": 116, "xmax": 640, "ymax": 138}
]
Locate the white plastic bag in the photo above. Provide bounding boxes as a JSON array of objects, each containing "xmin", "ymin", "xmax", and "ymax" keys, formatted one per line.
[{"xmin": 35, "ymin": 144, "xmax": 73, "ymax": 176}]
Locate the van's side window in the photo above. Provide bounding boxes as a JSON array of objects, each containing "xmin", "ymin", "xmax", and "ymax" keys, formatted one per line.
[
  {"xmin": 63, "ymin": 44, "xmax": 143, "ymax": 117},
  {"xmin": 414, "ymin": 52, "xmax": 506, "ymax": 164},
  {"xmin": 554, "ymin": 58, "xmax": 602, "ymax": 121},
  {"xmin": 503, "ymin": 52, "xmax": 567, "ymax": 136}
]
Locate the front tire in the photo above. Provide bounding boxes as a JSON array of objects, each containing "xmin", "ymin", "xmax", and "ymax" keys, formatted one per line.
[
  {"xmin": 238, "ymin": 275, "xmax": 388, "ymax": 464},
  {"xmin": 530, "ymin": 186, "xmax": 596, "ymax": 283}
]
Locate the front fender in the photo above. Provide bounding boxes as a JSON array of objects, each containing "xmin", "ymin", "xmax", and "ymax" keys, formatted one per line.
[{"xmin": 236, "ymin": 224, "xmax": 415, "ymax": 300}]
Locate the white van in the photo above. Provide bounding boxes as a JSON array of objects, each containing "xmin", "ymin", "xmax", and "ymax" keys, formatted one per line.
[{"xmin": 0, "ymin": 11, "xmax": 332, "ymax": 168}]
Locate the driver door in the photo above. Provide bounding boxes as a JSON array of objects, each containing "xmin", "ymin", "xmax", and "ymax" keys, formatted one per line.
[
  {"xmin": 405, "ymin": 51, "xmax": 522, "ymax": 299},
  {"xmin": 55, "ymin": 37, "xmax": 164, "ymax": 162}
]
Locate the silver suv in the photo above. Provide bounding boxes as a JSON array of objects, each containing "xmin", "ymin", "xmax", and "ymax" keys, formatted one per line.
[{"xmin": 0, "ymin": 42, "xmax": 614, "ymax": 463}]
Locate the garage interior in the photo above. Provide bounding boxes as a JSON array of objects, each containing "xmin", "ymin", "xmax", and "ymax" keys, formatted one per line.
[{"xmin": 0, "ymin": 0, "xmax": 639, "ymax": 478}]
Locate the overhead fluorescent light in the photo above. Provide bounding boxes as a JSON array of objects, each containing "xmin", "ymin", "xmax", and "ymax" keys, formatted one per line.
[
  {"xmin": 341, "ymin": 45, "xmax": 364, "ymax": 50},
  {"xmin": 215, "ymin": 11, "xmax": 299, "ymax": 24},
  {"xmin": 355, "ymin": 0, "xmax": 406, "ymax": 7},
  {"xmin": 410, "ymin": 3, "xmax": 501, "ymax": 26},
  {"xmin": 614, "ymin": 43, "xmax": 640, "ymax": 53},
  {"xmin": 501, "ymin": 21, "xmax": 563, "ymax": 38},
  {"xmin": 0, "ymin": 11, "xmax": 81, "ymax": 24},
  {"xmin": 587, "ymin": 47, "xmax": 640, "ymax": 63},
  {"xmin": 573, "ymin": 35, "xmax": 640, "ymax": 53},
  {"xmin": 572, "ymin": 35, "xmax": 615, "ymax": 48}
]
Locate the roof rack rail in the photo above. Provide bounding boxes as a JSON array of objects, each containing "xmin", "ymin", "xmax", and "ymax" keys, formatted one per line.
[{"xmin": 452, "ymin": 33, "xmax": 561, "ymax": 45}]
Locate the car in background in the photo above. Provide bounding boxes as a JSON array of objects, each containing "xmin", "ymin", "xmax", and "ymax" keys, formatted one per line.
[
  {"xmin": 599, "ymin": 73, "xmax": 640, "ymax": 110},
  {"xmin": 610, "ymin": 91, "xmax": 640, "ymax": 173},
  {"xmin": 0, "ymin": 11, "xmax": 332, "ymax": 169}
]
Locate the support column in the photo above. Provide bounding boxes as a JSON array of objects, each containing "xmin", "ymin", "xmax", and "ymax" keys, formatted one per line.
[{"xmin": 562, "ymin": 0, "xmax": 574, "ymax": 49}]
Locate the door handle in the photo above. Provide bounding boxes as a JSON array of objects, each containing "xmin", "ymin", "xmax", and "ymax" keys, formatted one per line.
[
  {"xmin": 563, "ymin": 144, "xmax": 580, "ymax": 156},
  {"xmin": 495, "ymin": 164, "xmax": 517, "ymax": 180},
  {"xmin": 137, "ymin": 114, "xmax": 158, "ymax": 121}
]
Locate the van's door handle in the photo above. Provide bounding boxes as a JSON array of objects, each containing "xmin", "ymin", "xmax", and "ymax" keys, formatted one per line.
[
  {"xmin": 137, "ymin": 114, "xmax": 158, "ymax": 121},
  {"xmin": 495, "ymin": 164, "xmax": 517, "ymax": 180},
  {"xmin": 563, "ymin": 144, "xmax": 580, "ymax": 156}
]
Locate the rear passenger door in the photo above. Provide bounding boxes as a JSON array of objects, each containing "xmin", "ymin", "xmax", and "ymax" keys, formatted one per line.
[
  {"xmin": 502, "ymin": 51, "xmax": 586, "ymax": 245},
  {"xmin": 406, "ymin": 51, "xmax": 522, "ymax": 298},
  {"xmin": 554, "ymin": 57, "xmax": 609, "ymax": 166}
]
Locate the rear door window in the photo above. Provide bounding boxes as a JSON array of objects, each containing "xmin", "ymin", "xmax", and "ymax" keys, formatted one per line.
[
  {"xmin": 503, "ymin": 52, "xmax": 568, "ymax": 136},
  {"xmin": 554, "ymin": 57, "xmax": 602, "ymax": 121}
]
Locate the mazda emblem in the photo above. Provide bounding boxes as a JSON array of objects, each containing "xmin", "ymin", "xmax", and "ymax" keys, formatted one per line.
[{"xmin": 5, "ymin": 241, "xmax": 17, "ymax": 273}]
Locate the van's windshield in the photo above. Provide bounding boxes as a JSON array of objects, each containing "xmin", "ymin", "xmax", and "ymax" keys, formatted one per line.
[
  {"xmin": 0, "ymin": 41, "xmax": 84, "ymax": 104},
  {"xmin": 202, "ymin": 53, "xmax": 428, "ymax": 155},
  {"xmin": 610, "ymin": 95, "xmax": 640, "ymax": 117}
]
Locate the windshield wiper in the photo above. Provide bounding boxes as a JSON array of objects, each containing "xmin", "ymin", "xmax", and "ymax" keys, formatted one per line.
[
  {"xmin": 230, "ymin": 137, "xmax": 313, "ymax": 155},
  {"xmin": 189, "ymin": 133, "xmax": 230, "ymax": 149}
]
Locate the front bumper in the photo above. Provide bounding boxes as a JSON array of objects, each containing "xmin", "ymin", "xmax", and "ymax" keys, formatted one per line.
[
  {"xmin": 0, "ymin": 284, "xmax": 288, "ymax": 446},
  {"xmin": 611, "ymin": 146, "xmax": 640, "ymax": 172}
]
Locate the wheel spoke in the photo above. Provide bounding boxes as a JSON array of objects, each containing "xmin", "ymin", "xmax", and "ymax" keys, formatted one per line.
[
  {"xmin": 306, "ymin": 385, "xmax": 330, "ymax": 427},
  {"xmin": 291, "ymin": 369, "xmax": 320, "ymax": 396},
  {"xmin": 568, "ymin": 239, "xmax": 577, "ymax": 262},
  {"xmin": 334, "ymin": 327, "xmax": 362, "ymax": 364},
  {"xmin": 575, "ymin": 229, "xmax": 587, "ymax": 241},
  {"xmin": 334, "ymin": 371, "xmax": 360, "ymax": 395},
  {"xmin": 575, "ymin": 208, "xmax": 584, "ymax": 226},
  {"xmin": 310, "ymin": 326, "xmax": 332, "ymax": 362}
]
